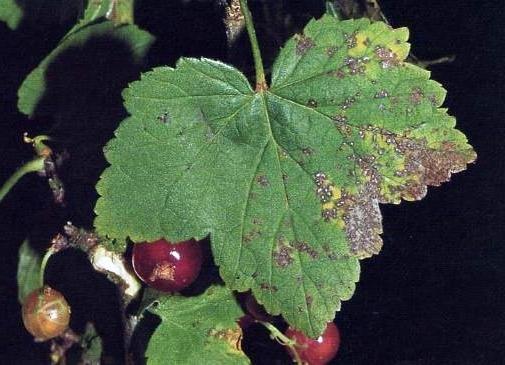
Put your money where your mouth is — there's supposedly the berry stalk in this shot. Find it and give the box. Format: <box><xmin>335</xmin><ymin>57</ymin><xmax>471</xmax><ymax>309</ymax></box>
<box><xmin>0</xmin><ymin>157</ymin><xmax>45</xmax><ymax>204</ymax></box>
<box><xmin>259</xmin><ymin>321</ymin><xmax>303</xmax><ymax>365</ymax></box>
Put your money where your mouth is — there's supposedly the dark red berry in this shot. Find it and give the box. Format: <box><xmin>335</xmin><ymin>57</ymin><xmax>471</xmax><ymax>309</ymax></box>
<box><xmin>285</xmin><ymin>322</ymin><xmax>340</xmax><ymax>365</ymax></box>
<box><xmin>132</xmin><ymin>238</ymin><xmax>203</xmax><ymax>292</ymax></box>
<box><xmin>22</xmin><ymin>286</ymin><xmax>71</xmax><ymax>341</ymax></box>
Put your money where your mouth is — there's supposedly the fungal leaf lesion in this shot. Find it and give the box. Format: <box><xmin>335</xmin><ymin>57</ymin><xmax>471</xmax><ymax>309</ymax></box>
<box><xmin>269</xmin><ymin>15</ymin><xmax>475</xmax><ymax>261</ymax></box>
<box><xmin>96</xmin><ymin>15</ymin><xmax>475</xmax><ymax>340</ymax></box>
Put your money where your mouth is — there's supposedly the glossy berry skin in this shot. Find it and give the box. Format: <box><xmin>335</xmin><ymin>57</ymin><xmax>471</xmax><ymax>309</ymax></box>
<box><xmin>285</xmin><ymin>322</ymin><xmax>340</xmax><ymax>365</ymax></box>
<box><xmin>132</xmin><ymin>239</ymin><xmax>203</xmax><ymax>292</ymax></box>
<box><xmin>22</xmin><ymin>286</ymin><xmax>71</xmax><ymax>341</ymax></box>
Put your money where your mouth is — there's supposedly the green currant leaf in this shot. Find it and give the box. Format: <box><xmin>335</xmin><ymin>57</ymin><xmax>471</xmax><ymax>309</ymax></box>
<box><xmin>95</xmin><ymin>16</ymin><xmax>475</xmax><ymax>337</ymax></box>
<box><xmin>17</xmin><ymin>17</ymin><xmax>154</xmax><ymax>118</ymax></box>
<box><xmin>145</xmin><ymin>285</ymin><xmax>249</xmax><ymax>364</ymax></box>
<box><xmin>17</xmin><ymin>239</ymin><xmax>42</xmax><ymax>304</ymax></box>
<box><xmin>0</xmin><ymin>0</ymin><xmax>82</xmax><ymax>30</ymax></box>
<box><xmin>79</xmin><ymin>323</ymin><xmax>103</xmax><ymax>365</ymax></box>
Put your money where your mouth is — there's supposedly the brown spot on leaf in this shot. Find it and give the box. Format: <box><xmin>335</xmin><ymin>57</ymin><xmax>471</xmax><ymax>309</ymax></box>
<box><xmin>295</xmin><ymin>35</ymin><xmax>315</xmax><ymax>55</ymax></box>
<box><xmin>340</xmin><ymin>93</ymin><xmax>359</xmax><ymax>110</ymax></box>
<box><xmin>157</xmin><ymin>111</ymin><xmax>170</xmax><ymax>124</ymax></box>
<box><xmin>344</xmin><ymin>32</ymin><xmax>357</xmax><ymax>48</ymax></box>
<box><xmin>374</xmin><ymin>46</ymin><xmax>400</xmax><ymax>69</ymax></box>
<box><xmin>307</xmin><ymin>98</ymin><xmax>318</xmax><ymax>108</ymax></box>
<box><xmin>322</xmin><ymin>207</ymin><xmax>338</xmax><ymax>221</ymax></box>
<box><xmin>306</xmin><ymin>295</ymin><xmax>313</xmax><ymax>307</ymax></box>
<box><xmin>375</xmin><ymin>89</ymin><xmax>389</xmax><ymax>99</ymax></box>
<box><xmin>410</xmin><ymin>87</ymin><xmax>424</xmax><ymax>105</ymax></box>
<box><xmin>256</xmin><ymin>175</ymin><xmax>269</xmax><ymax>187</ymax></box>
<box><xmin>252</xmin><ymin>218</ymin><xmax>262</xmax><ymax>225</ymax></box>
<box><xmin>260</xmin><ymin>283</ymin><xmax>278</xmax><ymax>292</ymax></box>
<box><xmin>273</xmin><ymin>245</ymin><xmax>294</xmax><ymax>268</ymax></box>
<box><xmin>429</xmin><ymin>95</ymin><xmax>439</xmax><ymax>106</ymax></box>
<box><xmin>209</xmin><ymin>328</ymin><xmax>243</xmax><ymax>353</ymax></box>
<box><xmin>356</xmin><ymin>155</ymin><xmax>381</xmax><ymax>187</ymax></box>
<box><xmin>343</xmin><ymin>57</ymin><xmax>369</xmax><ymax>75</ymax></box>
<box><xmin>328</xmin><ymin>252</ymin><xmax>341</xmax><ymax>260</ymax></box>
<box><xmin>392</xmin><ymin>137</ymin><xmax>476</xmax><ymax>200</ymax></box>
<box><xmin>294</xmin><ymin>241</ymin><xmax>319</xmax><ymax>259</ymax></box>
<box><xmin>313</xmin><ymin>171</ymin><xmax>327</xmax><ymax>187</ymax></box>
<box><xmin>367</xmin><ymin>128</ymin><xmax>475</xmax><ymax>202</ymax></box>
<box><xmin>244</xmin><ymin>227</ymin><xmax>261</xmax><ymax>244</ymax></box>
<box><xmin>332</xmin><ymin>114</ymin><xmax>348</xmax><ymax>124</ymax></box>
<box><xmin>416</xmin><ymin>144</ymin><xmax>473</xmax><ymax>187</ymax></box>
<box><xmin>330</xmin><ymin>69</ymin><xmax>346</xmax><ymax>79</ymax></box>
<box><xmin>302</xmin><ymin>147</ymin><xmax>314</xmax><ymax>156</ymax></box>
<box><xmin>326</xmin><ymin>46</ymin><xmax>338</xmax><ymax>57</ymax></box>
<box><xmin>344</xmin><ymin>183</ymin><xmax>383</xmax><ymax>258</ymax></box>
<box><xmin>316</xmin><ymin>184</ymin><xmax>333</xmax><ymax>203</ymax></box>
<box><xmin>333</xmin><ymin>115</ymin><xmax>352</xmax><ymax>135</ymax></box>
<box><xmin>278</xmin><ymin>148</ymin><xmax>289</xmax><ymax>159</ymax></box>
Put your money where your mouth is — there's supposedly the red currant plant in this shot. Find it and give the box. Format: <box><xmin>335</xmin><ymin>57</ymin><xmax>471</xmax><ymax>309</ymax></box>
<box><xmin>3</xmin><ymin>0</ymin><xmax>475</xmax><ymax>364</ymax></box>
<box><xmin>95</xmin><ymin>0</ymin><xmax>475</xmax><ymax>336</ymax></box>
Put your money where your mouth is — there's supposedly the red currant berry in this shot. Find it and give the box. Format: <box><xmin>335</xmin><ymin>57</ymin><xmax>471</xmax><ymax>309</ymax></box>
<box><xmin>132</xmin><ymin>238</ymin><xmax>203</xmax><ymax>292</ymax></box>
<box><xmin>285</xmin><ymin>322</ymin><xmax>340</xmax><ymax>365</ymax></box>
<box><xmin>22</xmin><ymin>286</ymin><xmax>71</xmax><ymax>341</ymax></box>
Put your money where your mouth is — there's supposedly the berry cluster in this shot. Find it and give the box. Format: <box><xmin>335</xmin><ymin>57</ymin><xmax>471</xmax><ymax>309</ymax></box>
<box><xmin>22</xmin><ymin>238</ymin><xmax>340</xmax><ymax>364</ymax></box>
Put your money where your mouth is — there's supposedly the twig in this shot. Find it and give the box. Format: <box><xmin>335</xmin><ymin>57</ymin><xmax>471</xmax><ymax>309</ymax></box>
<box><xmin>224</xmin><ymin>0</ymin><xmax>245</xmax><ymax>49</ymax></box>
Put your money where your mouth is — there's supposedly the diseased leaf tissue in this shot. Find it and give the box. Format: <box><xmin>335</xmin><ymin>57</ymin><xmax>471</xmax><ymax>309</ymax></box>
<box><xmin>95</xmin><ymin>16</ymin><xmax>475</xmax><ymax>337</ymax></box>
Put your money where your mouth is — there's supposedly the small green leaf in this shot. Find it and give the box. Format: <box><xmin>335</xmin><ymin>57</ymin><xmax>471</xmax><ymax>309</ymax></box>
<box><xmin>145</xmin><ymin>286</ymin><xmax>249</xmax><ymax>365</ymax></box>
<box><xmin>17</xmin><ymin>239</ymin><xmax>42</xmax><ymax>303</ymax></box>
<box><xmin>95</xmin><ymin>16</ymin><xmax>475</xmax><ymax>337</ymax></box>
<box><xmin>79</xmin><ymin>322</ymin><xmax>103</xmax><ymax>365</ymax></box>
<box><xmin>17</xmin><ymin>17</ymin><xmax>154</xmax><ymax>118</ymax></box>
<box><xmin>0</xmin><ymin>0</ymin><xmax>82</xmax><ymax>30</ymax></box>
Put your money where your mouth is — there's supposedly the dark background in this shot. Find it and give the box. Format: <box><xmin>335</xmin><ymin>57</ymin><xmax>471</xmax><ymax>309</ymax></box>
<box><xmin>0</xmin><ymin>1</ymin><xmax>503</xmax><ymax>364</ymax></box>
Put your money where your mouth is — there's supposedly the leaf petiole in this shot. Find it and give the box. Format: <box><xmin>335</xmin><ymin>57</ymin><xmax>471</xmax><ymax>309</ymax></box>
<box><xmin>239</xmin><ymin>0</ymin><xmax>267</xmax><ymax>91</ymax></box>
<box><xmin>39</xmin><ymin>247</ymin><xmax>56</xmax><ymax>287</ymax></box>
<box><xmin>0</xmin><ymin>157</ymin><xmax>45</xmax><ymax>204</ymax></box>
